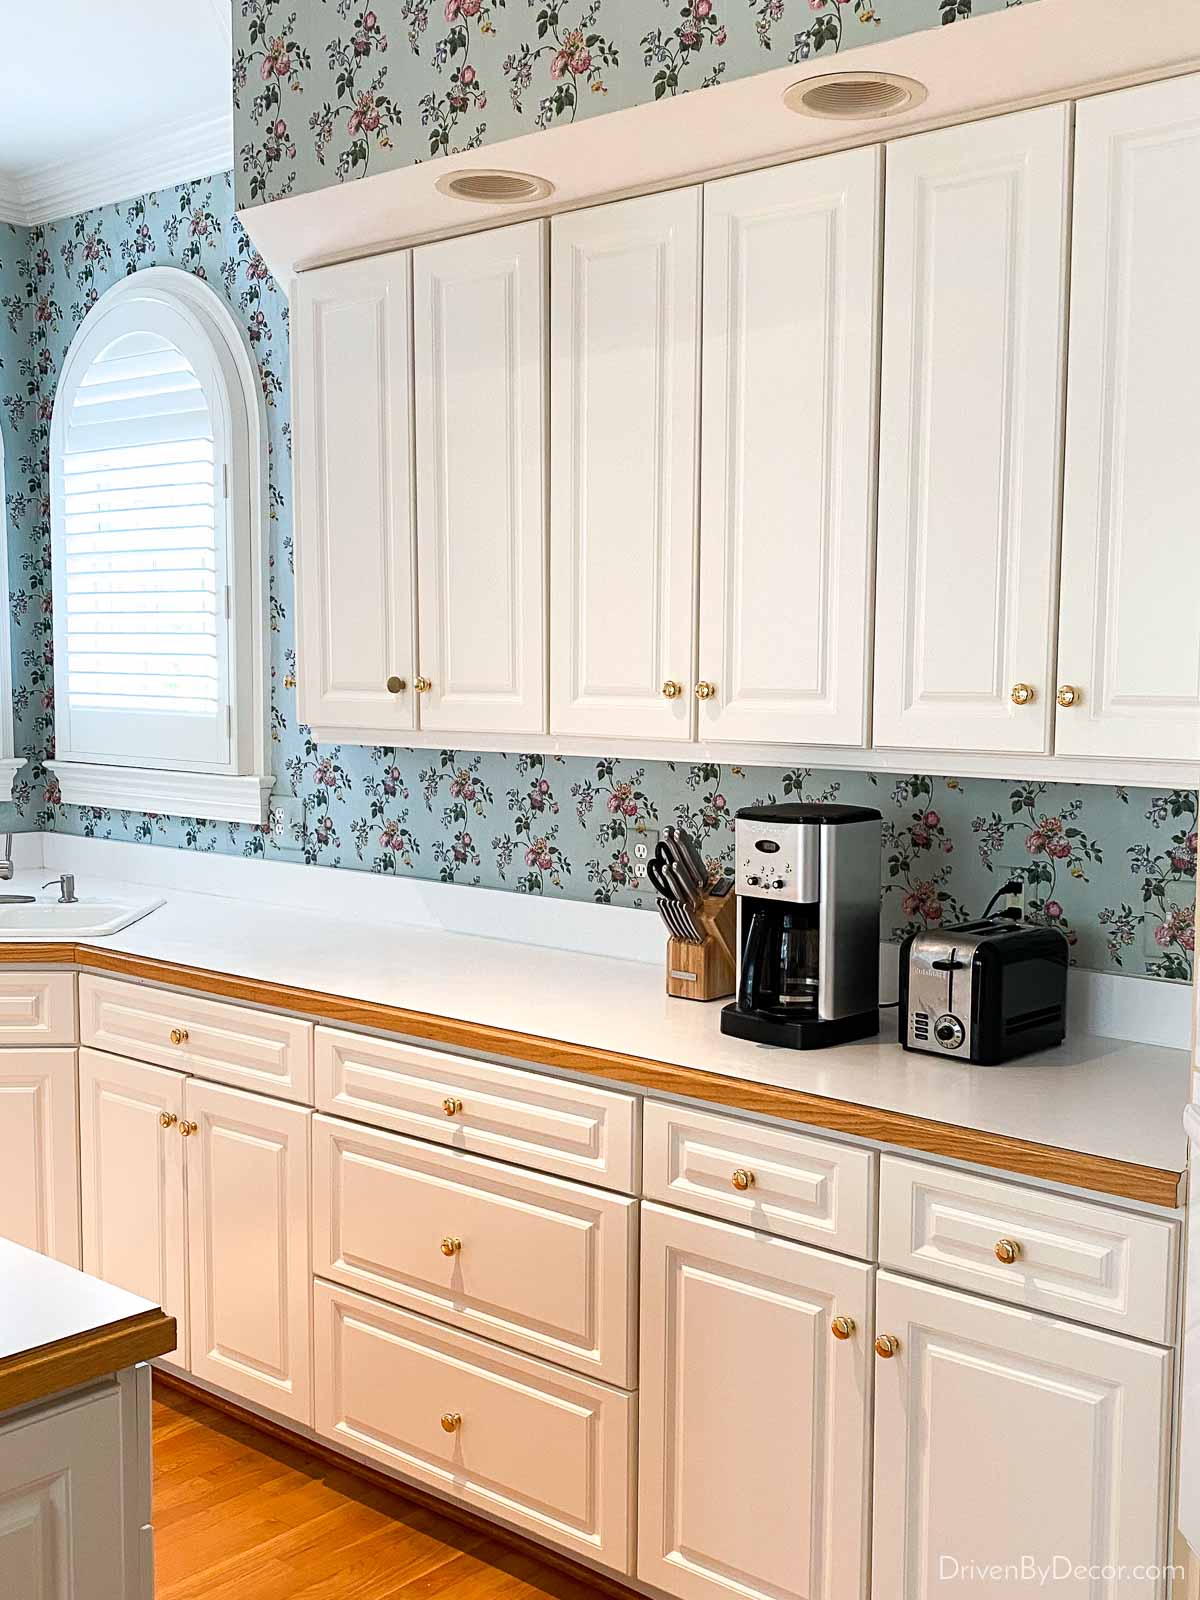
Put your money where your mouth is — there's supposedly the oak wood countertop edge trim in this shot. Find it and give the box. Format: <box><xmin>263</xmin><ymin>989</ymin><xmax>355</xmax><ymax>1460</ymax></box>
<box><xmin>0</xmin><ymin>941</ymin><xmax>1182</xmax><ymax>1209</ymax></box>
<box><xmin>0</xmin><ymin>1307</ymin><xmax>177</xmax><ymax>1415</ymax></box>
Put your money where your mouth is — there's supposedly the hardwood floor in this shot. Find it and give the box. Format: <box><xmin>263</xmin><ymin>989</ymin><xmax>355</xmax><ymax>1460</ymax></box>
<box><xmin>152</xmin><ymin>1380</ymin><xmax>616</xmax><ymax>1600</ymax></box>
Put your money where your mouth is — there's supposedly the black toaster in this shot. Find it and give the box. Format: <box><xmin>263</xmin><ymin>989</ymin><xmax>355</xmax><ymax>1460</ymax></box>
<box><xmin>898</xmin><ymin>917</ymin><xmax>1069</xmax><ymax>1064</ymax></box>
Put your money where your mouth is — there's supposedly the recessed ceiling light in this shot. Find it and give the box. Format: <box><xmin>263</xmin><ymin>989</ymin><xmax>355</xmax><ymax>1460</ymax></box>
<box><xmin>783</xmin><ymin>71</ymin><xmax>928</xmax><ymax>120</ymax></box>
<box><xmin>435</xmin><ymin>169</ymin><xmax>555</xmax><ymax>204</ymax></box>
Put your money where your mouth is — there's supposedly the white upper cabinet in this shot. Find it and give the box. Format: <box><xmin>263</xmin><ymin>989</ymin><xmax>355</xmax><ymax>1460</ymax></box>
<box><xmin>1057</xmin><ymin>74</ymin><xmax>1200</xmax><ymax>761</ymax></box>
<box><xmin>550</xmin><ymin>189</ymin><xmax>701</xmax><ymax>740</ymax></box>
<box><xmin>293</xmin><ymin>252</ymin><xmax>416</xmax><ymax>739</ymax></box>
<box><xmin>698</xmin><ymin>149</ymin><xmax>881</xmax><ymax>747</ymax></box>
<box><xmin>874</xmin><ymin>105</ymin><xmax>1070</xmax><ymax>755</ymax></box>
<box><xmin>413</xmin><ymin>223</ymin><xmax>547</xmax><ymax>735</ymax></box>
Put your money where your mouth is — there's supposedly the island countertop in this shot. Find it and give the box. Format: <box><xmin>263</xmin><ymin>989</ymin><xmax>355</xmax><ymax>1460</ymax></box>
<box><xmin>0</xmin><ymin>1237</ymin><xmax>176</xmax><ymax>1414</ymax></box>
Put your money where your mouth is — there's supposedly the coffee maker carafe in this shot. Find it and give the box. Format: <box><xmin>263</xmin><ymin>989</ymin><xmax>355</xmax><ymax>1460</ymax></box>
<box><xmin>720</xmin><ymin>803</ymin><xmax>881</xmax><ymax>1049</ymax></box>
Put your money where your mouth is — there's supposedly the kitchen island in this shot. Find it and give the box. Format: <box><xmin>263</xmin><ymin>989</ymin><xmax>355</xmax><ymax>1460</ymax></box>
<box><xmin>0</xmin><ymin>1237</ymin><xmax>176</xmax><ymax>1599</ymax></box>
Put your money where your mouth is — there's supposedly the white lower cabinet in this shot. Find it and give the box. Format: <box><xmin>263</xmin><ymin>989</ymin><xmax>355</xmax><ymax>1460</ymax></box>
<box><xmin>0</xmin><ymin>1047</ymin><xmax>79</xmax><ymax>1267</ymax></box>
<box><xmin>0</xmin><ymin>1380</ymin><xmax>146</xmax><ymax>1600</ymax></box>
<box><xmin>79</xmin><ymin>1048</ymin><xmax>187</xmax><ymax>1363</ymax></box>
<box><xmin>185</xmin><ymin>1079</ymin><xmax>312</xmax><ymax>1424</ymax></box>
<box><xmin>871</xmin><ymin>1271</ymin><xmax>1172</xmax><ymax>1598</ymax></box>
<box><xmin>78</xmin><ymin>1047</ymin><xmax>312</xmax><ymax>1419</ymax></box>
<box><xmin>314</xmin><ymin>1279</ymin><xmax>635</xmax><ymax>1570</ymax></box>
<box><xmin>638</xmin><ymin>1202</ymin><xmax>874</xmax><ymax>1600</ymax></box>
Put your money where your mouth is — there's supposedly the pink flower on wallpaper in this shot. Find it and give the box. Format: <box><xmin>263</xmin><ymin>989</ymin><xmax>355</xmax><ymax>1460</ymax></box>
<box><xmin>551</xmin><ymin>30</ymin><xmax>592</xmax><ymax>79</ymax></box>
<box><xmin>348</xmin><ymin>93</ymin><xmax>382</xmax><ymax>135</ymax></box>
<box><xmin>445</xmin><ymin>0</ymin><xmax>481</xmax><ymax>19</ymax></box>
<box><xmin>260</xmin><ymin>36</ymin><xmax>292</xmax><ymax>80</ymax></box>
<box><xmin>1156</xmin><ymin>906</ymin><xmax>1195</xmax><ymax>952</ymax></box>
<box><xmin>902</xmin><ymin>882</ymin><xmax>943</xmax><ymax>923</ymax></box>
<box><xmin>1045</xmin><ymin>900</ymin><xmax>1064</xmax><ymax>921</ymax></box>
<box><xmin>525</xmin><ymin>839</ymin><xmax>554</xmax><ymax>871</ymax></box>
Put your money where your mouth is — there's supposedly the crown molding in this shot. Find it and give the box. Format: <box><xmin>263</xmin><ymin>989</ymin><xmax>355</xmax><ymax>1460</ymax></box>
<box><xmin>0</xmin><ymin>109</ymin><xmax>233</xmax><ymax>228</ymax></box>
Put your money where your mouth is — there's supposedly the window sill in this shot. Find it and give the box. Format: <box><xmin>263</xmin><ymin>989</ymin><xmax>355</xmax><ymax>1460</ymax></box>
<box><xmin>47</xmin><ymin>762</ymin><xmax>274</xmax><ymax>825</ymax></box>
<box><xmin>0</xmin><ymin>758</ymin><xmax>23</xmax><ymax>802</ymax></box>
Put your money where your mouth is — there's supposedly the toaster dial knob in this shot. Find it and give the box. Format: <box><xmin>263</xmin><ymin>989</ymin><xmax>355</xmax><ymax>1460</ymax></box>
<box><xmin>933</xmin><ymin>1014</ymin><xmax>965</xmax><ymax>1050</ymax></box>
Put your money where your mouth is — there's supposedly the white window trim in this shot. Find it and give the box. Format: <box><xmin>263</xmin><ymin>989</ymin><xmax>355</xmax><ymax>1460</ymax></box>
<box><xmin>47</xmin><ymin>266</ymin><xmax>272</xmax><ymax>824</ymax></box>
<box><xmin>0</xmin><ymin>430</ymin><xmax>23</xmax><ymax>801</ymax></box>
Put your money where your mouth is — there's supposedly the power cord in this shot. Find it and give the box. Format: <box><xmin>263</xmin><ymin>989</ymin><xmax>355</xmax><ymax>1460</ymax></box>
<box><xmin>980</xmin><ymin>878</ymin><xmax>1024</xmax><ymax>922</ymax></box>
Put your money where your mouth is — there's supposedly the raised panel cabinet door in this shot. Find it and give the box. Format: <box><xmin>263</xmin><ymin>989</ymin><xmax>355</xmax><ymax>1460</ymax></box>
<box><xmin>871</xmin><ymin>1272</ymin><xmax>1172</xmax><ymax>1599</ymax></box>
<box><xmin>698</xmin><ymin>149</ymin><xmax>880</xmax><ymax>747</ymax></box>
<box><xmin>874</xmin><ymin>105</ymin><xmax>1070</xmax><ymax>755</ymax></box>
<box><xmin>0</xmin><ymin>1385</ymin><xmax>131</xmax><ymax>1600</ymax></box>
<box><xmin>414</xmin><ymin>222</ymin><xmax>547</xmax><ymax>734</ymax></box>
<box><xmin>638</xmin><ymin>1203</ymin><xmax>873</xmax><ymax>1600</ymax></box>
<box><xmin>184</xmin><ymin>1079</ymin><xmax>312</xmax><ymax>1423</ymax></box>
<box><xmin>293</xmin><ymin>252</ymin><xmax>416</xmax><ymax>739</ymax></box>
<box><xmin>1058</xmin><ymin>74</ymin><xmax>1200</xmax><ymax>760</ymax></box>
<box><xmin>550</xmin><ymin>188</ymin><xmax>701</xmax><ymax>740</ymax></box>
<box><xmin>79</xmin><ymin>1048</ymin><xmax>186</xmax><ymax>1364</ymax></box>
<box><xmin>0</xmin><ymin>1048</ymin><xmax>79</xmax><ymax>1267</ymax></box>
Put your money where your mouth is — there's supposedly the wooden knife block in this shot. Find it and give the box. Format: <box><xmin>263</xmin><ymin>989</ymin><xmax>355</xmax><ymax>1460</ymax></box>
<box><xmin>665</xmin><ymin>889</ymin><xmax>738</xmax><ymax>1002</ymax></box>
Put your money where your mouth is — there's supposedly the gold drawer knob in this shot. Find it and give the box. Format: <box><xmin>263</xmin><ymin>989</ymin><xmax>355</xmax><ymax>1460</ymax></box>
<box><xmin>159</xmin><ymin>1112</ymin><xmax>177</xmax><ymax>1130</ymax></box>
<box><xmin>386</xmin><ymin>675</ymin><xmax>407</xmax><ymax>694</ymax></box>
<box><xmin>1010</xmin><ymin>683</ymin><xmax>1035</xmax><ymax>706</ymax></box>
<box><xmin>440</xmin><ymin>1236</ymin><xmax>462</xmax><ymax>1257</ymax></box>
<box><xmin>731</xmin><ymin>1168</ymin><xmax>755</xmax><ymax>1192</ymax></box>
<box><xmin>178</xmin><ymin>1120</ymin><xmax>198</xmax><ymax>1138</ymax></box>
<box><xmin>414</xmin><ymin>676</ymin><xmax>432</xmax><ymax>694</ymax></box>
<box><xmin>994</xmin><ymin>1237</ymin><xmax>1022</xmax><ymax>1265</ymax></box>
<box><xmin>169</xmin><ymin>1027</ymin><xmax>189</xmax><ymax>1046</ymax></box>
<box><xmin>875</xmin><ymin>1333</ymin><xmax>900</xmax><ymax>1359</ymax></box>
<box><xmin>695</xmin><ymin>681</ymin><xmax>717</xmax><ymax>701</ymax></box>
<box><xmin>442</xmin><ymin>1097</ymin><xmax>463</xmax><ymax>1118</ymax></box>
<box><xmin>831</xmin><ymin>1315</ymin><xmax>856</xmax><ymax>1341</ymax></box>
<box><xmin>440</xmin><ymin>1411</ymin><xmax>462</xmax><ymax>1433</ymax></box>
<box><xmin>1056</xmin><ymin>684</ymin><xmax>1080</xmax><ymax>708</ymax></box>
<box><xmin>661</xmin><ymin>680</ymin><xmax>683</xmax><ymax>700</ymax></box>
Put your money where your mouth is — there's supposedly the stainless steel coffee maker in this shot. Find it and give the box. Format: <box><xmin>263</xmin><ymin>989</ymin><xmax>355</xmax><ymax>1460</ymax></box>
<box><xmin>720</xmin><ymin>803</ymin><xmax>882</xmax><ymax>1049</ymax></box>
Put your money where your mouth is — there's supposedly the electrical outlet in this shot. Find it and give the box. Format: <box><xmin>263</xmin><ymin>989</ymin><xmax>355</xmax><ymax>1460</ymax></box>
<box><xmin>998</xmin><ymin>869</ymin><xmax>1029</xmax><ymax>918</ymax></box>
<box><xmin>268</xmin><ymin>796</ymin><xmax>305</xmax><ymax>852</ymax></box>
<box><xmin>632</xmin><ymin>828</ymin><xmax>659</xmax><ymax>885</ymax></box>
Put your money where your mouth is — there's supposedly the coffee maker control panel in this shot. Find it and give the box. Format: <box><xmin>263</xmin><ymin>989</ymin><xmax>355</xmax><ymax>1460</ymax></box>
<box><xmin>734</xmin><ymin>819</ymin><xmax>820</xmax><ymax>904</ymax></box>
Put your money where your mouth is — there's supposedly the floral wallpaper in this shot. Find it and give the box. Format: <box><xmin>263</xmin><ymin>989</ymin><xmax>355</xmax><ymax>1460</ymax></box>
<box><xmin>232</xmin><ymin>0</ymin><xmax>1034</xmax><ymax>206</ymax></box>
<box><xmin>0</xmin><ymin>169</ymin><xmax>1193</xmax><ymax>985</ymax></box>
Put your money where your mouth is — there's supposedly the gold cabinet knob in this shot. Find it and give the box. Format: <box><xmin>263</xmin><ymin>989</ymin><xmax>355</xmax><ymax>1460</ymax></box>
<box><xmin>731</xmin><ymin>1168</ymin><xmax>755</xmax><ymax>1192</ymax></box>
<box><xmin>875</xmin><ymin>1333</ymin><xmax>900</xmax><ymax>1359</ymax></box>
<box><xmin>159</xmin><ymin>1112</ymin><xmax>177</xmax><ymax>1130</ymax></box>
<box><xmin>661</xmin><ymin>680</ymin><xmax>683</xmax><ymax>700</ymax></box>
<box><xmin>178</xmin><ymin>1120</ymin><xmax>198</xmax><ymax>1138</ymax></box>
<box><xmin>169</xmin><ymin>1027</ymin><xmax>189</xmax><ymax>1046</ymax></box>
<box><xmin>414</xmin><ymin>676</ymin><xmax>432</xmax><ymax>694</ymax></box>
<box><xmin>440</xmin><ymin>1236</ymin><xmax>462</xmax><ymax>1257</ymax></box>
<box><xmin>831</xmin><ymin>1315</ymin><xmax>856</xmax><ymax>1341</ymax></box>
<box><xmin>994</xmin><ymin>1237</ymin><xmax>1022</xmax><ymax>1265</ymax></box>
<box><xmin>1010</xmin><ymin>683</ymin><xmax>1035</xmax><ymax>706</ymax></box>
<box><xmin>1056</xmin><ymin>684</ymin><xmax>1080</xmax><ymax>708</ymax></box>
<box><xmin>695</xmin><ymin>681</ymin><xmax>717</xmax><ymax>701</ymax></box>
<box><xmin>440</xmin><ymin>1411</ymin><xmax>462</xmax><ymax>1433</ymax></box>
<box><xmin>442</xmin><ymin>1096</ymin><xmax>463</xmax><ymax>1118</ymax></box>
<box><xmin>385</xmin><ymin>675</ymin><xmax>406</xmax><ymax>694</ymax></box>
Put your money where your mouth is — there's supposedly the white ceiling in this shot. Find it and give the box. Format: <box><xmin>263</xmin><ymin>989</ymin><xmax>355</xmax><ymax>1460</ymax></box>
<box><xmin>0</xmin><ymin>0</ymin><xmax>232</xmax><ymax>224</ymax></box>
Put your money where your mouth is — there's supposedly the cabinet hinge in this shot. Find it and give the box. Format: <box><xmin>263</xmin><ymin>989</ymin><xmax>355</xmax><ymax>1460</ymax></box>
<box><xmin>224</xmin><ymin>585</ymin><xmax>231</xmax><ymax>620</ymax></box>
<box><xmin>222</xmin><ymin>463</ymin><xmax>229</xmax><ymax>499</ymax></box>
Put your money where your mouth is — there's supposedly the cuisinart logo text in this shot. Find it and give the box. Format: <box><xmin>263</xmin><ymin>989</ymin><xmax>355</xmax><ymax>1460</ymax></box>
<box><xmin>938</xmin><ymin>1556</ymin><xmax>1185</xmax><ymax>1586</ymax></box>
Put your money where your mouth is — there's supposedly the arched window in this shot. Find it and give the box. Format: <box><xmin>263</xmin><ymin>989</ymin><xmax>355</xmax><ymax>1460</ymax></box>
<box><xmin>49</xmin><ymin>268</ymin><xmax>271</xmax><ymax>823</ymax></box>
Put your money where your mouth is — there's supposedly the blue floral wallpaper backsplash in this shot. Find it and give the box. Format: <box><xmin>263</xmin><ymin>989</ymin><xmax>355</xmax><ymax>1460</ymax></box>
<box><xmin>231</xmin><ymin>0</ymin><xmax>1036</xmax><ymax>207</ymax></box>
<box><xmin>0</xmin><ymin>171</ymin><xmax>1194</xmax><ymax>984</ymax></box>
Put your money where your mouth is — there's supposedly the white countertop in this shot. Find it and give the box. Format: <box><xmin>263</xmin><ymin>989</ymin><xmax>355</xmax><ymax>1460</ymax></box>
<box><xmin>11</xmin><ymin>866</ymin><xmax>1189</xmax><ymax>1182</ymax></box>
<box><xmin>0</xmin><ymin>1236</ymin><xmax>157</xmax><ymax>1366</ymax></box>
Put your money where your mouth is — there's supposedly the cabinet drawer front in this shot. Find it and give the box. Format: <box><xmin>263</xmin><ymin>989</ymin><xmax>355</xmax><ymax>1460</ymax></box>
<box><xmin>643</xmin><ymin>1100</ymin><xmax>875</xmax><ymax>1257</ymax></box>
<box><xmin>879</xmin><ymin>1155</ymin><xmax>1178</xmax><ymax>1342</ymax></box>
<box><xmin>314</xmin><ymin>1280</ymin><xmax>634</xmax><ymax>1571</ymax></box>
<box><xmin>80</xmin><ymin>974</ymin><xmax>313</xmax><ymax>1103</ymax></box>
<box><xmin>315</xmin><ymin>1026</ymin><xmax>636</xmax><ymax>1192</ymax></box>
<box><xmin>313</xmin><ymin>1115</ymin><xmax>637</xmax><ymax>1384</ymax></box>
<box><xmin>0</xmin><ymin>971</ymin><xmax>75</xmax><ymax>1044</ymax></box>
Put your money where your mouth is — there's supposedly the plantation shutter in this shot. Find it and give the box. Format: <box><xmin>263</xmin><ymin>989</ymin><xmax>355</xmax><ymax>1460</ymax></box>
<box><xmin>54</xmin><ymin>297</ymin><xmax>231</xmax><ymax>769</ymax></box>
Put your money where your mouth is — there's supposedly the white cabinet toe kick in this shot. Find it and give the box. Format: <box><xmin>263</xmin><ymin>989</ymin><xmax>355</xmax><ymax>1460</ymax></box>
<box><xmin>0</xmin><ymin>961</ymin><xmax>1189</xmax><ymax>1598</ymax></box>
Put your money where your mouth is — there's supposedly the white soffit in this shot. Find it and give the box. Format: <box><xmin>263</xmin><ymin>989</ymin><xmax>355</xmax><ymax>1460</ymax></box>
<box><xmin>0</xmin><ymin>1</ymin><xmax>232</xmax><ymax>226</ymax></box>
<box><xmin>239</xmin><ymin>0</ymin><xmax>1200</xmax><ymax>282</ymax></box>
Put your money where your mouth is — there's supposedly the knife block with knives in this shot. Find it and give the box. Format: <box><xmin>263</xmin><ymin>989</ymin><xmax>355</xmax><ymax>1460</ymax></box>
<box><xmin>647</xmin><ymin>829</ymin><xmax>739</xmax><ymax>1002</ymax></box>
